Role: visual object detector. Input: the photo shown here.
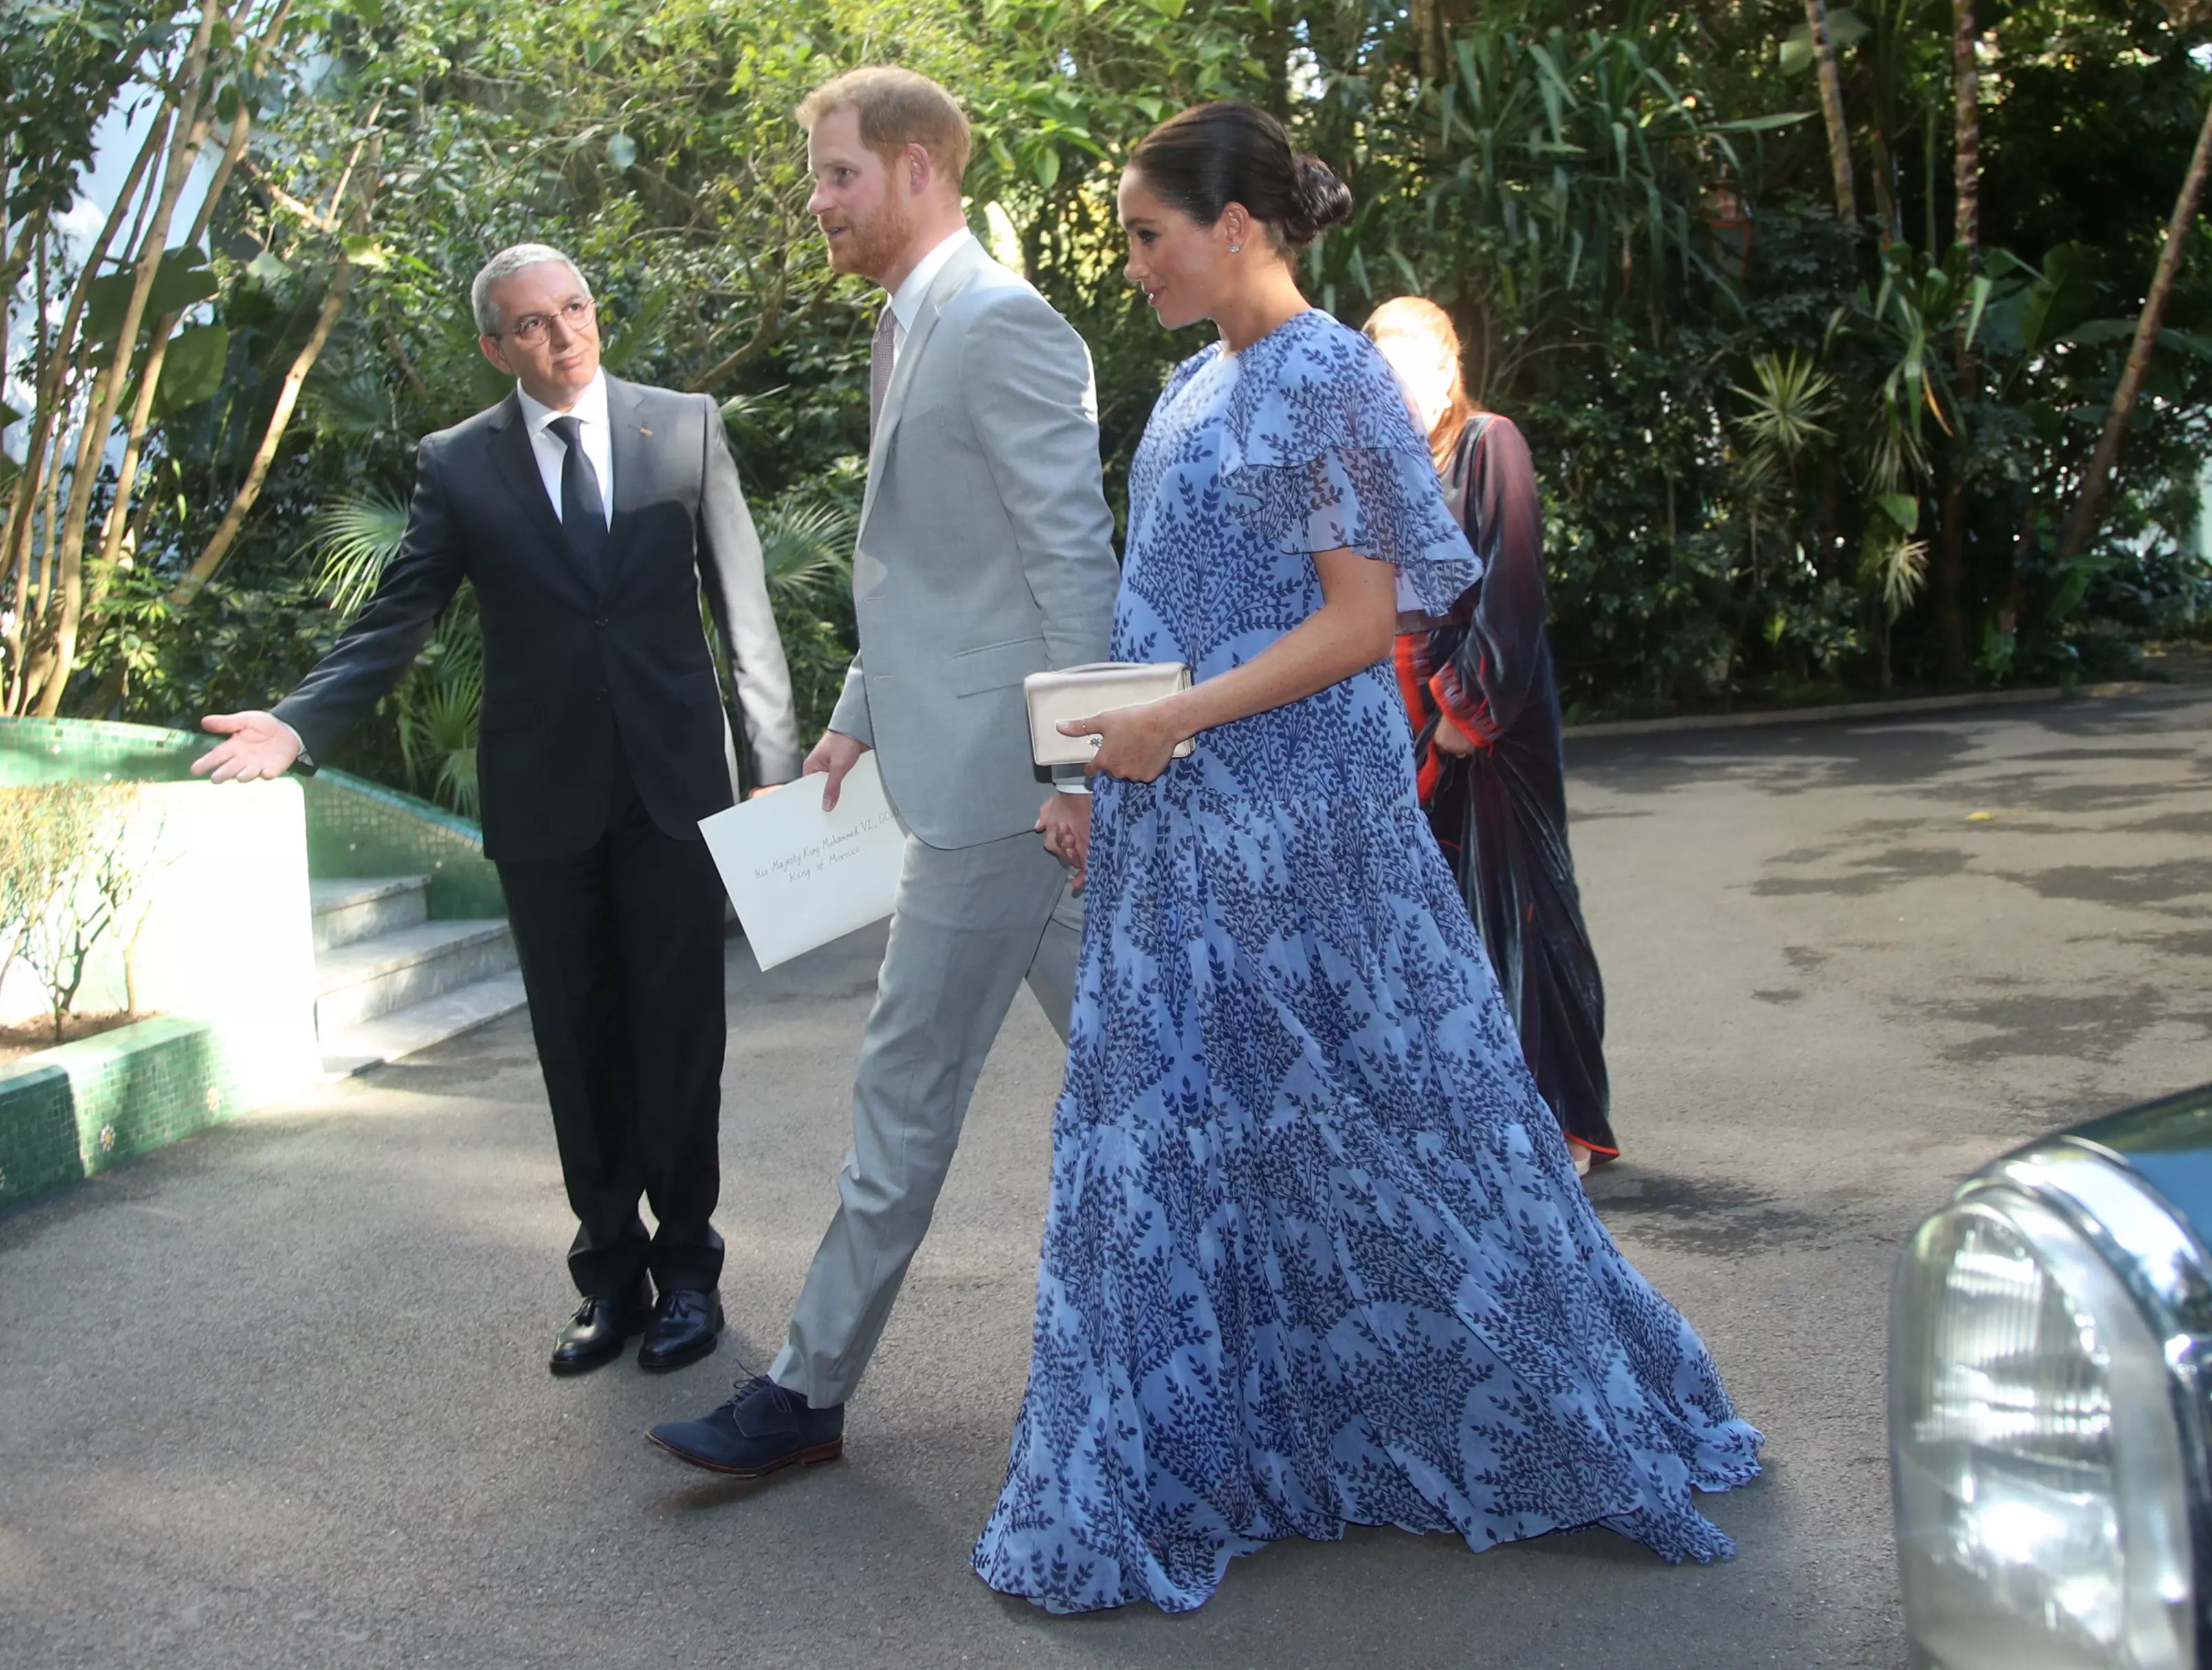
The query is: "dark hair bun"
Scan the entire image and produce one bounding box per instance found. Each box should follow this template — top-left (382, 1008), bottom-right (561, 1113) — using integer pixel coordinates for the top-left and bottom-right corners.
top-left (1286, 154), bottom-right (1353, 245)
top-left (1129, 102), bottom-right (1357, 254)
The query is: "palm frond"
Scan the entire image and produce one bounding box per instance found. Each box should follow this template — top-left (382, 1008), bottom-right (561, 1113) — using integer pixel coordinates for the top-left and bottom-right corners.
top-left (1733, 351), bottom-right (1836, 461)
top-left (755, 498), bottom-right (856, 608)
top-left (305, 490), bottom-right (412, 615)
top-left (1861, 535), bottom-right (1929, 622)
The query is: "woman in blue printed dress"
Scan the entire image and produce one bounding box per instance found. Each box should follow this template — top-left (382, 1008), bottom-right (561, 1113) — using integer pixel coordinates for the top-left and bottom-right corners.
top-left (971, 102), bottom-right (1762, 1616)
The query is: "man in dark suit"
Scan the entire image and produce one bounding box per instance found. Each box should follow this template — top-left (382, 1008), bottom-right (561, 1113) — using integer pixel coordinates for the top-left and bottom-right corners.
top-left (194, 243), bottom-right (801, 1376)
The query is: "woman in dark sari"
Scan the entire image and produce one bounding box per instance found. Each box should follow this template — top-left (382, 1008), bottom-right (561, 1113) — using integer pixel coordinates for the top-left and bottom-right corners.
top-left (1365, 297), bottom-right (1616, 1172)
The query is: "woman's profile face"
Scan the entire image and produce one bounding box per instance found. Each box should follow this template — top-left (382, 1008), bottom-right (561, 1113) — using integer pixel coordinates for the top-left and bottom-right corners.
top-left (1118, 168), bottom-right (1232, 332)
top-left (1370, 327), bottom-right (1456, 437)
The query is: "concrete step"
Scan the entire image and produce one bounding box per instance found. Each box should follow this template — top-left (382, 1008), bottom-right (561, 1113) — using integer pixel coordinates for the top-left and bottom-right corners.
top-left (314, 918), bottom-right (518, 1033)
top-left (319, 969), bottom-right (530, 1077)
top-left (311, 875), bottom-right (430, 953)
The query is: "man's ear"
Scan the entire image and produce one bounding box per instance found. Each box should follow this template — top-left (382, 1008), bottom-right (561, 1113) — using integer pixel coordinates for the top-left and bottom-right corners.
top-left (905, 141), bottom-right (933, 199)
top-left (479, 335), bottom-right (511, 375)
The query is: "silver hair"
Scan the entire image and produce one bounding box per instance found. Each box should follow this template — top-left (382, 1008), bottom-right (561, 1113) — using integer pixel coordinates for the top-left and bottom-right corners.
top-left (469, 243), bottom-right (590, 336)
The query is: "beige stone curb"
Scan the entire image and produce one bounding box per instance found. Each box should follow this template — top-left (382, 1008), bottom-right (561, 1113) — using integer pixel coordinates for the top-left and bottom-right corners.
top-left (1563, 681), bottom-right (2173, 740)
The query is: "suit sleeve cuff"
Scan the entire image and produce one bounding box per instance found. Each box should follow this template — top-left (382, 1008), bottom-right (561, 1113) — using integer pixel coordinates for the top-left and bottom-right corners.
top-left (274, 716), bottom-right (315, 771)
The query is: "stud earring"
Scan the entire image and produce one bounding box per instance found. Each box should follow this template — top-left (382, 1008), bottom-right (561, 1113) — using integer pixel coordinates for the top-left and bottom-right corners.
top-left (1228, 243), bottom-right (1241, 254)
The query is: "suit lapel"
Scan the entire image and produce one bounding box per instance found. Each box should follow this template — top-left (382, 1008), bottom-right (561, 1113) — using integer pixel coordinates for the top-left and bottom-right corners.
top-left (487, 393), bottom-right (599, 596)
top-left (859, 241), bottom-right (991, 536)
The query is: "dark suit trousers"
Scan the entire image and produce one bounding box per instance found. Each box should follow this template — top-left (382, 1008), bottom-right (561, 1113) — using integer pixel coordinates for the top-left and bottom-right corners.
top-left (496, 730), bottom-right (727, 1297)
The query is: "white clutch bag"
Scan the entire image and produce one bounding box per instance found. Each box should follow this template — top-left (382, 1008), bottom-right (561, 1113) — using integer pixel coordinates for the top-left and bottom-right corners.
top-left (1024, 661), bottom-right (1196, 767)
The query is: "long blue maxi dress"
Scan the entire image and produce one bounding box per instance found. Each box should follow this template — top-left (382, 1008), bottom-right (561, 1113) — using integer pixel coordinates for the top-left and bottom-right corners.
top-left (970, 309), bottom-right (1762, 1615)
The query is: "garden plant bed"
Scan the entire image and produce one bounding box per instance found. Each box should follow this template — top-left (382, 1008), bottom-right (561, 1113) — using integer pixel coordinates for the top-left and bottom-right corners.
top-left (0, 1011), bottom-right (151, 1066)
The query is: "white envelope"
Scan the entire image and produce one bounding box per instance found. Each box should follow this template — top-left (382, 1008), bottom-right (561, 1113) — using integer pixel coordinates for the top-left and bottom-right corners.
top-left (698, 754), bottom-right (905, 971)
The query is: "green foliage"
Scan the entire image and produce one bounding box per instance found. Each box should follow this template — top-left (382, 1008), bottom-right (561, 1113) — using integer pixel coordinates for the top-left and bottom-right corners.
top-left (12, 0), bottom-right (2211, 772)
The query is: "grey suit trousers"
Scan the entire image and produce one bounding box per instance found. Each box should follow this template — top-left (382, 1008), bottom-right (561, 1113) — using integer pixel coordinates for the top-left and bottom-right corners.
top-left (769, 826), bottom-right (1080, 1405)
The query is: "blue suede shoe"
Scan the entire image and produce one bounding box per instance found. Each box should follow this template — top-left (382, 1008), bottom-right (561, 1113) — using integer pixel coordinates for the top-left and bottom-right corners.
top-left (646, 1376), bottom-right (845, 1477)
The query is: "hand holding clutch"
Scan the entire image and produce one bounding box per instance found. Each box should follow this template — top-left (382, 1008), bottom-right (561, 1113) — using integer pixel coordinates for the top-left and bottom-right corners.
top-left (1060, 701), bottom-right (1194, 784)
top-left (1024, 663), bottom-right (1195, 768)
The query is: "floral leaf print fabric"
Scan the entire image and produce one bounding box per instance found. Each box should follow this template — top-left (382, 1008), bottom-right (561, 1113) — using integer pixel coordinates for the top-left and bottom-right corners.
top-left (971, 311), bottom-right (1761, 1615)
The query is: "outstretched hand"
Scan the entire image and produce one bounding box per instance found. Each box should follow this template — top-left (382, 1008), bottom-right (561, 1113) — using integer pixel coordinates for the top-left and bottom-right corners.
top-left (192, 711), bottom-right (302, 783)
top-left (802, 728), bottom-right (872, 812)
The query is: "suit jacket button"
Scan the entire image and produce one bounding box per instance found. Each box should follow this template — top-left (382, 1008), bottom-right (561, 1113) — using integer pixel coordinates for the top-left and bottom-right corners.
top-left (593, 615), bottom-right (608, 628)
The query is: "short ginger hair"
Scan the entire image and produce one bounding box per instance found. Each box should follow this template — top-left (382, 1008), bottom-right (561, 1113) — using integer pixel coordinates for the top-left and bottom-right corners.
top-left (795, 66), bottom-right (972, 188)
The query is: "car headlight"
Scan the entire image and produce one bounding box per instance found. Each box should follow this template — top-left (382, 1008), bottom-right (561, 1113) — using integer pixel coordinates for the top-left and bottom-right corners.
top-left (1891, 1168), bottom-right (2198, 1670)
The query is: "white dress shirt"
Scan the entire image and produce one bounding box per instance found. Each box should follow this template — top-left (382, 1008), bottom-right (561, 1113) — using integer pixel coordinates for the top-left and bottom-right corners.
top-left (884, 229), bottom-right (976, 368)
top-left (518, 371), bottom-right (614, 526)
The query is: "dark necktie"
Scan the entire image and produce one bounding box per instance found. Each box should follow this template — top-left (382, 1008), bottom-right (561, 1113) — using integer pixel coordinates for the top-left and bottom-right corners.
top-left (868, 307), bottom-right (897, 440)
top-left (546, 414), bottom-right (608, 586)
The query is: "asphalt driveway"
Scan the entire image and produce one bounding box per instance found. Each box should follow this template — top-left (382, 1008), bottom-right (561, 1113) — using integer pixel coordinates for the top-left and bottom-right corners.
top-left (5, 688), bottom-right (2210, 1669)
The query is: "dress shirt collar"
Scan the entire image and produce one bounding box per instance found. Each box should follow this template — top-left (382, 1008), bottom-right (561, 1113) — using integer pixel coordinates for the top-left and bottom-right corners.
top-left (887, 229), bottom-right (975, 333)
top-left (516, 369), bottom-right (610, 437)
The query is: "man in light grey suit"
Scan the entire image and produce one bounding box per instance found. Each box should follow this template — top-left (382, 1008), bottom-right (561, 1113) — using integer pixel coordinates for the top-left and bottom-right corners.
top-left (648, 67), bottom-right (1118, 1476)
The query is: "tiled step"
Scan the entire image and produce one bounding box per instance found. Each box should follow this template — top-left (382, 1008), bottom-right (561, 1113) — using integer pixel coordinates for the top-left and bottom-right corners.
top-left (312, 875), bottom-right (430, 953)
top-left (318, 969), bottom-right (530, 1077)
top-left (313, 918), bottom-right (518, 1033)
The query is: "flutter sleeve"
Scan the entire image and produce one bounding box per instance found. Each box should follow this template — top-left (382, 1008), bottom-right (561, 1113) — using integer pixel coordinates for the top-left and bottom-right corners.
top-left (1429, 414), bottom-right (1549, 747)
top-left (1216, 319), bottom-right (1481, 614)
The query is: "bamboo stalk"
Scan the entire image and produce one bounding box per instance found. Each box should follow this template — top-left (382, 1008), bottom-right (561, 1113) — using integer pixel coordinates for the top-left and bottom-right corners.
top-left (168, 263), bottom-right (357, 604)
top-left (0, 113), bottom-right (171, 625)
top-left (170, 136), bottom-right (382, 604)
top-left (10, 461), bottom-right (63, 716)
top-left (90, 96), bottom-right (256, 595)
top-left (32, 0), bottom-right (225, 717)
top-left (82, 0), bottom-right (300, 645)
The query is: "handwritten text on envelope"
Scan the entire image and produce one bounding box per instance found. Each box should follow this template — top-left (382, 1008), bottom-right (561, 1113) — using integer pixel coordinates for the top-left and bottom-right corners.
top-left (698, 754), bottom-right (905, 970)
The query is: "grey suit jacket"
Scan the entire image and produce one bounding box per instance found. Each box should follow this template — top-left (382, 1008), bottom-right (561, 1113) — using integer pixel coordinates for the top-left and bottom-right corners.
top-left (829, 241), bottom-right (1118, 849)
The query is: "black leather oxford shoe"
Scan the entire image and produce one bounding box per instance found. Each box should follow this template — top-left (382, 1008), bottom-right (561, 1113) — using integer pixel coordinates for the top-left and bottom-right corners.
top-left (646, 1375), bottom-right (844, 1477)
top-left (549, 1282), bottom-right (652, 1376)
top-left (636, 1287), bottom-right (725, 1373)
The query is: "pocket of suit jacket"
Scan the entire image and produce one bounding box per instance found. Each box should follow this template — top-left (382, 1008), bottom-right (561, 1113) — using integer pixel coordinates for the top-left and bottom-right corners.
top-left (947, 636), bottom-right (1048, 698)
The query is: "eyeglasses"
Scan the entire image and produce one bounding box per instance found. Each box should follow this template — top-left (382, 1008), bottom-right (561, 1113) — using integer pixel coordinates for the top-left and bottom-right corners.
top-left (498, 297), bottom-right (596, 346)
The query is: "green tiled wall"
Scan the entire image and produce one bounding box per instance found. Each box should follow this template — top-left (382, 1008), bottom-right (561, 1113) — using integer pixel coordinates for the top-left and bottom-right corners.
top-left (0, 1017), bottom-right (256, 1205)
top-left (0, 716), bottom-right (203, 785)
top-left (300, 769), bottom-right (506, 920)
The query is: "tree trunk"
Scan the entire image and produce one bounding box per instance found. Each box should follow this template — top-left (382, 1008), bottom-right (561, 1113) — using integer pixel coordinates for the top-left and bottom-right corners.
top-left (1866, 124), bottom-right (1905, 246)
top-left (1954, 0), bottom-right (1980, 252)
top-left (2054, 86), bottom-right (2212, 564)
top-left (1936, 0), bottom-right (1980, 680)
top-left (1410, 0), bottom-right (1484, 83)
top-left (1806, 0), bottom-right (1859, 223)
